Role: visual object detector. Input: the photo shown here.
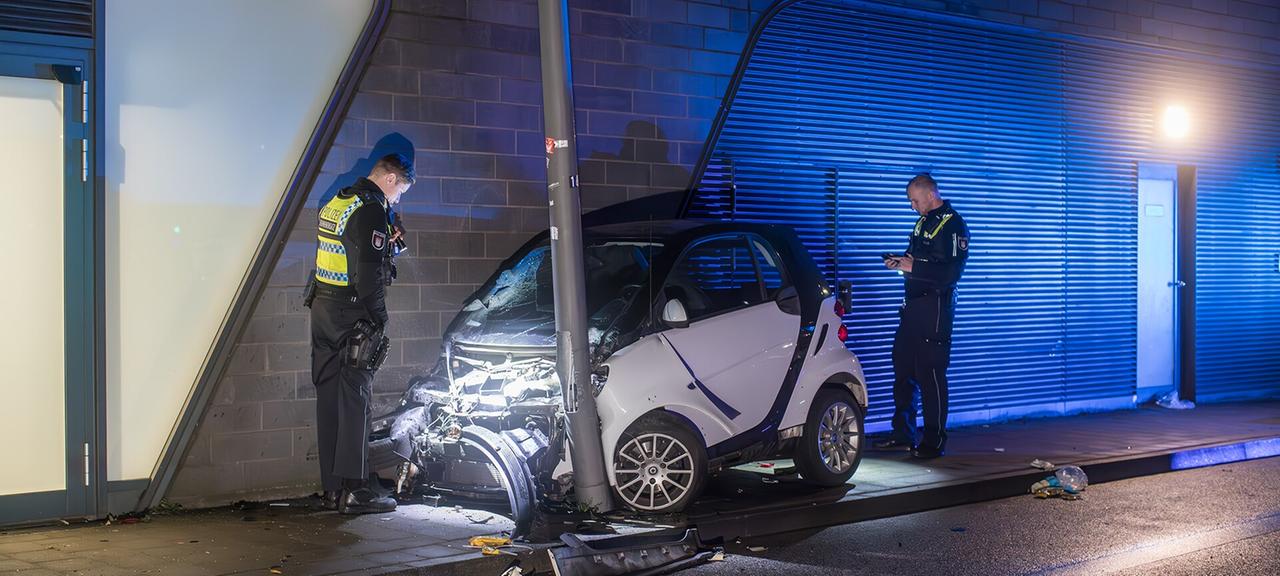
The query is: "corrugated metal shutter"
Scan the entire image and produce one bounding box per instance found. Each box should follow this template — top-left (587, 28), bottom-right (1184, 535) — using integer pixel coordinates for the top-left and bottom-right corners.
top-left (0, 0), bottom-right (93, 38)
top-left (689, 0), bottom-right (1280, 423)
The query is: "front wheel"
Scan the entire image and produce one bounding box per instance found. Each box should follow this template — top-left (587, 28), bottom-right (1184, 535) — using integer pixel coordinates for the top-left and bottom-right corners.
top-left (611, 413), bottom-right (707, 514)
top-left (794, 388), bottom-right (864, 486)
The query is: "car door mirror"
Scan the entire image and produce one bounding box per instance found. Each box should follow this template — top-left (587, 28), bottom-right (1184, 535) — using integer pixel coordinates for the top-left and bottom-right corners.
top-left (662, 298), bottom-right (690, 329)
top-left (775, 285), bottom-right (801, 315)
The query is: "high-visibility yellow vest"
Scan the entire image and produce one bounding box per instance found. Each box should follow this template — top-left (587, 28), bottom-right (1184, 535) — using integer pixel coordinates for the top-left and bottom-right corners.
top-left (315, 192), bottom-right (366, 287)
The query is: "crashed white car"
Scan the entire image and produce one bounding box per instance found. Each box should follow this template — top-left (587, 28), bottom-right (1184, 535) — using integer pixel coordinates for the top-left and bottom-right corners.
top-left (369, 220), bottom-right (867, 525)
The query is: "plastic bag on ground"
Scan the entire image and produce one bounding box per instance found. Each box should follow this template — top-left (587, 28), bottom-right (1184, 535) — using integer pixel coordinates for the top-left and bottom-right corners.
top-left (1030, 465), bottom-right (1088, 499)
top-left (1156, 389), bottom-right (1195, 410)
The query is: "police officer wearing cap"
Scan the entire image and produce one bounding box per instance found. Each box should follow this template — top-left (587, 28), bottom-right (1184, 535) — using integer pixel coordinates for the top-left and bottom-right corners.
top-left (309, 153), bottom-right (412, 513)
top-left (875, 174), bottom-right (969, 459)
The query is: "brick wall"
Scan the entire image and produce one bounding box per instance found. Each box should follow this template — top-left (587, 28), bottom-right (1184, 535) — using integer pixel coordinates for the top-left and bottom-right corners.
top-left (168, 0), bottom-right (1277, 505)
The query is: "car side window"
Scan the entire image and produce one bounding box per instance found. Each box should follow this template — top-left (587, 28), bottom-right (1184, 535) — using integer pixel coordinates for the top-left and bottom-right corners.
top-left (666, 235), bottom-right (765, 322)
top-left (749, 237), bottom-right (790, 299)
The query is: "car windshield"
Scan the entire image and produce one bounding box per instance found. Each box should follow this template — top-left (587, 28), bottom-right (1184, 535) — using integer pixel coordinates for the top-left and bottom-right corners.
top-left (450, 241), bottom-right (661, 347)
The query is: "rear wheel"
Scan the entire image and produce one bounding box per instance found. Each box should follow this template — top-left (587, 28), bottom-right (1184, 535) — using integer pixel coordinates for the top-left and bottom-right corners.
top-left (611, 413), bottom-right (707, 514)
top-left (794, 388), bottom-right (864, 486)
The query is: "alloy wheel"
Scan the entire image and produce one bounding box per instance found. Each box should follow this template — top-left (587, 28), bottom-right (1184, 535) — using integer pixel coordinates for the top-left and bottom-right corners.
top-left (818, 401), bottom-right (860, 474)
top-left (614, 433), bottom-right (696, 511)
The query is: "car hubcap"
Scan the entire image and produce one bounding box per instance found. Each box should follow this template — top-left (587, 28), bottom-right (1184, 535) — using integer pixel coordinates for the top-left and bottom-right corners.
top-left (818, 402), bottom-right (860, 474)
top-left (614, 433), bottom-right (695, 511)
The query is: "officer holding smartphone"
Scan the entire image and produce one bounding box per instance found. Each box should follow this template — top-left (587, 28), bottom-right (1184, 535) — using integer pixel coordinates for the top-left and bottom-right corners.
top-left (875, 174), bottom-right (969, 459)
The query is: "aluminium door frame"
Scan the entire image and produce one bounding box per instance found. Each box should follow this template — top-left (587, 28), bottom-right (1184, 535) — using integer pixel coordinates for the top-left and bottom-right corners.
top-left (0, 31), bottom-right (100, 526)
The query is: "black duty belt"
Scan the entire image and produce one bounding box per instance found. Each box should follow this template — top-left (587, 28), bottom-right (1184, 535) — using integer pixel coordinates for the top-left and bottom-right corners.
top-left (906, 287), bottom-right (955, 300)
top-left (315, 283), bottom-right (358, 303)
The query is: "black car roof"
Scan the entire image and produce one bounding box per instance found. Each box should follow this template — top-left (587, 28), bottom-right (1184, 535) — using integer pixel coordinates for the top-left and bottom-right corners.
top-left (583, 219), bottom-right (795, 245)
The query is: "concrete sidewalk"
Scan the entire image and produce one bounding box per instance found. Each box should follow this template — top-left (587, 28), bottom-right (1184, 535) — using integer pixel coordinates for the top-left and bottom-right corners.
top-left (2, 401), bottom-right (1277, 576)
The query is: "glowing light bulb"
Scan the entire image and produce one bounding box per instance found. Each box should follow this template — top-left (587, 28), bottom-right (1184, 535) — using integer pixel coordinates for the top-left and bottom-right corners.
top-left (1162, 105), bottom-right (1190, 140)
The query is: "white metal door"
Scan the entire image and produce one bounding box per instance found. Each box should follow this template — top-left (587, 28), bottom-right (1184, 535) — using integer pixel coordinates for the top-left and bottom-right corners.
top-left (1136, 165), bottom-right (1178, 401)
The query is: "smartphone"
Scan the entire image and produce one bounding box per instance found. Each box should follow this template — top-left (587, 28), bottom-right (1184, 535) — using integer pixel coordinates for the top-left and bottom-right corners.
top-left (881, 252), bottom-right (900, 261)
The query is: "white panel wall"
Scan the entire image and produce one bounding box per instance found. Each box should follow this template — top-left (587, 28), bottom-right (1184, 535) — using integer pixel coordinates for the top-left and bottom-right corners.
top-left (105, 0), bottom-right (373, 481)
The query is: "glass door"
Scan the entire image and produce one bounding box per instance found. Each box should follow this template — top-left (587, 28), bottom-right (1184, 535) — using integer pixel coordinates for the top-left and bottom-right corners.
top-left (0, 48), bottom-right (94, 525)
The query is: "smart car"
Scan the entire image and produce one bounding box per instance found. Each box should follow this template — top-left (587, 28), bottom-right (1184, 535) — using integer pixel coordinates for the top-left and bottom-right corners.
top-left (369, 220), bottom-right (867, 519)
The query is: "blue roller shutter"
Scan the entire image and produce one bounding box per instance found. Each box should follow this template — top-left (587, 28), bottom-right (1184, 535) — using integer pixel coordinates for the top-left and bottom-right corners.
top-left (689, 0), bottom-right (1280, 424)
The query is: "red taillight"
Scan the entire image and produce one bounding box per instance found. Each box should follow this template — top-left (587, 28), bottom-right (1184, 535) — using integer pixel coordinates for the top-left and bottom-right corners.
top-left (833, 299), bottom-right (846, 317)
top-left (837, 323), bottom-right (849, 342)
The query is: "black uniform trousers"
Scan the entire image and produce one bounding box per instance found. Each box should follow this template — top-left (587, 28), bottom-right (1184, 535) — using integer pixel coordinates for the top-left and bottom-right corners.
top-left (890, 291), bottom-right (956, 451)
top-left (311, 296), bottom-right (376, 492)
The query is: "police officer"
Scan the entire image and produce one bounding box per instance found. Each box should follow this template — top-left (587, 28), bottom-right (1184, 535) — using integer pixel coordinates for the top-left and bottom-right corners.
top-left (875, 174), bottom-right (969, 459)
top-left (310, 154), bottom-right (413, 513)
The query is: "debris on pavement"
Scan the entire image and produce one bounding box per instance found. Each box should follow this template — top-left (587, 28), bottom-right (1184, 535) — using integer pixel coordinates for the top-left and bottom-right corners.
top-left (1157, 389), bottom-right (1195, 410)
top-left (501, 566), bottom-right (525, 576)
top-left (468, 535), bottom-right (512, 547)
top-left (1030, 465), bottom-right (1089, 499)
top-left (994, 447), bottom-right (1005, 452)
top-left (1030, 459), bottom-right (1054, 470)
top-left (467, 535), bottom-right (515, 556)
top-left (747, 546), bottom-right (768, 553)
top-left (709, 550), bottom-right (726, 562)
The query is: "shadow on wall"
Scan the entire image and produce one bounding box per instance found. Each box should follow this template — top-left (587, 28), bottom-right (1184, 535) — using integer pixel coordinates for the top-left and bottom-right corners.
top-left (583, 120), bottom-right (690, 226)
top-left (317, 132), bottom-right (416, 208)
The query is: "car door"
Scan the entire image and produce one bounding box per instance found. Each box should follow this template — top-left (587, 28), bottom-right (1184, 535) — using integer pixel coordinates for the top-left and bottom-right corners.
top-left (660, 234), bottom-right (800, 435)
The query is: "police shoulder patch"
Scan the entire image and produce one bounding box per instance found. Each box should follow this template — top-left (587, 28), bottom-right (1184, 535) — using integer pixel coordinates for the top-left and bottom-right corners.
top-left (958, 236), bottom-right (969, 251)
top-left (372, 230), bottom-right (386, 250)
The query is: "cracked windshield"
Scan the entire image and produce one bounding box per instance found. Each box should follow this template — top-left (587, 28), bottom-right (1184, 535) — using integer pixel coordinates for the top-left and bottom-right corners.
top-left (450, 241), bottom-right (661, 348)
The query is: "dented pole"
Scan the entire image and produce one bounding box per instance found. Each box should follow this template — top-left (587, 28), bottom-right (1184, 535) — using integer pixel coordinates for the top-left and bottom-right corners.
top-left (537, 0), bottom-right (613, 512)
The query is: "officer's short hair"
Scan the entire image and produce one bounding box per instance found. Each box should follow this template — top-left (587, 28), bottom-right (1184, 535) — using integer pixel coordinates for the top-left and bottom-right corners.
top-left (372, 153), bottom-right (416, 185)
top-left (908, 173), bottom-right (938, 194)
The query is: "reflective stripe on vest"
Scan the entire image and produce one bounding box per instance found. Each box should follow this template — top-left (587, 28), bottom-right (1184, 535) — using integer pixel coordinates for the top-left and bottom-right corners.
top-left (315, 193), bottom-right (365, 287)
top-left (315, 237), bottom-right (348, 286)
top-left (923, 213), bottom-right (953, 239)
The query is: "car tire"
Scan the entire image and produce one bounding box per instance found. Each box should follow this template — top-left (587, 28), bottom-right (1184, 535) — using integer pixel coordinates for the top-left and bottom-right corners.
top-left (611, 412), bottom-right (707, 514)
top-left (794, 387), bottom-right (864, 487)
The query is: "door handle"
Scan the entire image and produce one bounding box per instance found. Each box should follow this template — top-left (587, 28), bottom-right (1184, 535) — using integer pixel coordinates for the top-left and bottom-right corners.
top-left (1168, 280), bottom-right (1186, 288)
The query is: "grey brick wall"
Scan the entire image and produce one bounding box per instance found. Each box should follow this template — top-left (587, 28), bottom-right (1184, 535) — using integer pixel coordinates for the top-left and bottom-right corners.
top-left (169, 0), bottom-right (1278, 506)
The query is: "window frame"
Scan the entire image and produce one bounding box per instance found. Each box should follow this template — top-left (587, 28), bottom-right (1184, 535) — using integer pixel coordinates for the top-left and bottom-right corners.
top-left (663, 233), bottom-right (770, 325)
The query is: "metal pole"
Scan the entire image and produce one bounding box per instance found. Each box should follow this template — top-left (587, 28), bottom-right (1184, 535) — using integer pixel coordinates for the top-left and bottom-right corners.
top-left (537, 0), bottom-right (613, 512)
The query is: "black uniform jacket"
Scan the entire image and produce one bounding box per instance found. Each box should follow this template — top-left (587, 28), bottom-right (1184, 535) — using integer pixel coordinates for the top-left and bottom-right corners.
top-left (904, 200), bottom-right (970, 297)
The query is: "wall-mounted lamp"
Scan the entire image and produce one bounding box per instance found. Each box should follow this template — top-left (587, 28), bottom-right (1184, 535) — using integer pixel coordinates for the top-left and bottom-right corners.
top-left (1162, 105), bottom-right (1191, 140)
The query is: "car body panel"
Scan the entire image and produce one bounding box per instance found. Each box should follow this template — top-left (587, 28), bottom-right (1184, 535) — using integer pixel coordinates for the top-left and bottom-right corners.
top-left (660, 300), bottom-right (800, 432)
top-left (781, 296), bottom-right (868, 430)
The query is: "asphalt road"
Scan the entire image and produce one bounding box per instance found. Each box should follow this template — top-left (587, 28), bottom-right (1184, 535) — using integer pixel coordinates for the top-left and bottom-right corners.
top-left (681, 456), bottom-right (1280, 576)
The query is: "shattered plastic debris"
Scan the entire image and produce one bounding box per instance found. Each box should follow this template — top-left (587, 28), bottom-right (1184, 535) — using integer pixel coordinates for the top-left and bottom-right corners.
top-left (994, 448), bottom-right (1006, 453)
top-left (709, 551), bottom-right (726, 562)
top-left (469, 536), bottom-right (513, 547)
top-left (1030, 465), bottom-right (1089, 499)
top-left (269, 567), bottom-right (284, 574)
top-left (1030, 459), bottom-right (1054, 471)
top-left (1157, 389), bottom-right (1195, 410)
top-left (746, 546), bottom-right (768, 553)
top-left (501, 567), bottom-right (525, 576)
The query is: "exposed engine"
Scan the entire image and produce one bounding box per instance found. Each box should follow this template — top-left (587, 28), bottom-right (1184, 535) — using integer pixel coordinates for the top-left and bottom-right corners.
top-left (368, 343), bottom-right (573, 534)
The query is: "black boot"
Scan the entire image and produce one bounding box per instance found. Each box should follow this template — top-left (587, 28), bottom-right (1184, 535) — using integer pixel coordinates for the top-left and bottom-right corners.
top-left (338, 488), bottom-right (397, 515)
top-left (321, 490), bottom-right (341, 511)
